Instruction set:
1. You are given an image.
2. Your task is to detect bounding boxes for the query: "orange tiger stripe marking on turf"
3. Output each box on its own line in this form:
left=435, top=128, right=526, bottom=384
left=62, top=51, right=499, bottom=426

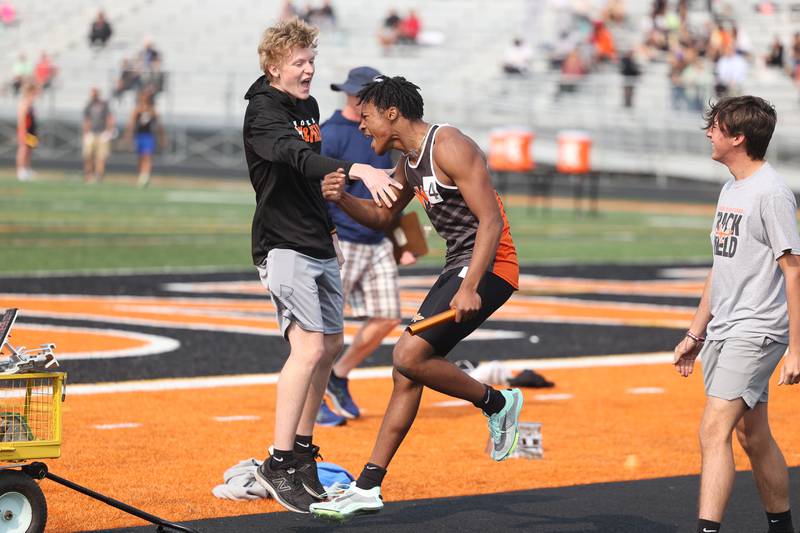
left=39, top=362, right=800, bottom=532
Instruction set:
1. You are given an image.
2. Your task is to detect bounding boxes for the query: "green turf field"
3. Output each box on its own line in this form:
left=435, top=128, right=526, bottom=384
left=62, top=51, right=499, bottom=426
left=0, top=174, right=715, bottom=274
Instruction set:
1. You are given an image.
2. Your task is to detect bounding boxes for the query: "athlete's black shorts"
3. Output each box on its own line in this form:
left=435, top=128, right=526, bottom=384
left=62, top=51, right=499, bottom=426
left=408, top=268, right=515, bottom=356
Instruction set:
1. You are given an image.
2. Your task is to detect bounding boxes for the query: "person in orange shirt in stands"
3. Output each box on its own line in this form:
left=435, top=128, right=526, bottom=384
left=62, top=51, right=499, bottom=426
left=33, top=52, right=57, bottom=90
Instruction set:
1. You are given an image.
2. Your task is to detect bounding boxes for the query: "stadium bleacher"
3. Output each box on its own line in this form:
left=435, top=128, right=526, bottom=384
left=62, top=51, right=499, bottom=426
left=0, top=0, right=798, bottom=185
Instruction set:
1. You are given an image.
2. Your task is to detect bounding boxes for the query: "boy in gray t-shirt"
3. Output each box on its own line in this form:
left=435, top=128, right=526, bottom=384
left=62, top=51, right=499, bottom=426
left=673, top=96, right=800, bottom=533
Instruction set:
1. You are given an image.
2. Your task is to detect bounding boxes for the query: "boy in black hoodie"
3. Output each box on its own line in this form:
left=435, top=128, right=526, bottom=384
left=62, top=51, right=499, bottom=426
left=242, top=18, right=401, bottom=514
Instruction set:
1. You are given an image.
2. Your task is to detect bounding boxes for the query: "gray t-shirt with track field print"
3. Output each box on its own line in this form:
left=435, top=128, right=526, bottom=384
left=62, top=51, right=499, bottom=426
left=707, top=162, right=800, bottom=343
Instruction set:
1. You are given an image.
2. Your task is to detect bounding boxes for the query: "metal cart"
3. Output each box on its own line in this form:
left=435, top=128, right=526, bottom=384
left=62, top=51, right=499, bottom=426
left=0, top=308, right=199, bottom=533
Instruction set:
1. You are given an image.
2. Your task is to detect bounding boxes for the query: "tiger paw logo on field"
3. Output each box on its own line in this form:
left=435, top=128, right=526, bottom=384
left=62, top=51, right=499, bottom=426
left=713, top=207, right=742, bottom=258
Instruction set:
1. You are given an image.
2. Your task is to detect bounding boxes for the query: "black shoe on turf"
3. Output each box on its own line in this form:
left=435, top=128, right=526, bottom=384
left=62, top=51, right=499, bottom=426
left=255, top=457, right=315, bottom=513
left=295, top=444, right=325, bottom=499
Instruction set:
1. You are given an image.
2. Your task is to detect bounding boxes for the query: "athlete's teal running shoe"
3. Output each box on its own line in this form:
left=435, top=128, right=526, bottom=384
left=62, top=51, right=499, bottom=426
left=309, top=484, right=383, bottom=522
left=487, top=388, right=524, bottom=461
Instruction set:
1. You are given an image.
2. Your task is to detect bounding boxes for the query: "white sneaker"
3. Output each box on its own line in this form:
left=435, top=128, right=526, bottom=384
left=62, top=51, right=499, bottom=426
left=309, top=484, right=383, bottom=522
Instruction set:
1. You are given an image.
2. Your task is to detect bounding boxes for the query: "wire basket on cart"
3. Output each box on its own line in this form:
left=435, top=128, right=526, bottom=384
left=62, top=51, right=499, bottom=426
left=0, top=372, right=64, bottom=463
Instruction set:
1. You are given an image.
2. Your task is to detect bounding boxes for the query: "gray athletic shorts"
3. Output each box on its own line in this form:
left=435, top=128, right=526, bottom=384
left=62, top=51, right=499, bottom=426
left=257, top=248, right=344, bottom=339
left=701, top=336, right=787, bottom=408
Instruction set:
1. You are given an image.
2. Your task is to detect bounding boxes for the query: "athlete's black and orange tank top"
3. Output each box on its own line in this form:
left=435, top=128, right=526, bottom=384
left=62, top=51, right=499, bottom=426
left=404, top=124, right=519, bottom=289
left=25, top=107, right=36, bottom=136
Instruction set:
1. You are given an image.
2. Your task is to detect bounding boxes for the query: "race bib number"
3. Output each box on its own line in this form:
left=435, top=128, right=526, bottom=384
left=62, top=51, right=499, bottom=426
left=422, top=175, right=444, bottom=205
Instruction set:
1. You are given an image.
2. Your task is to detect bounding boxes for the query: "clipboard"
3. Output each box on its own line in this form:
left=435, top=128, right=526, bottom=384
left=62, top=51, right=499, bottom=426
left=389, top=211, right=428, bottom=264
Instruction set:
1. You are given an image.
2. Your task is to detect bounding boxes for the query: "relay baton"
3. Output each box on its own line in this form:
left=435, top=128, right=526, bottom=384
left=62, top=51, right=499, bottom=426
left=408, top=309, right=457, bottom=336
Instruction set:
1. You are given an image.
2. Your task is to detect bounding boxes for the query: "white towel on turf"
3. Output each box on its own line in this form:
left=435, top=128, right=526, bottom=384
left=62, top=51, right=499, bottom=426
left=212, top=458, right=269, bottom=501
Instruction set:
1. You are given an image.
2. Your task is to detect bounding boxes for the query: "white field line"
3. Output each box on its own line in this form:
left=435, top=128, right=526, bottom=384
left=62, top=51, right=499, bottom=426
left=627, top=387, right=665, bottom=395
left=93, top=423, right=142, bottom=430
left=66, top=352, right=673, bottom=396
left=15, top=323, right=180, bottom=359
left=213, top=415, right=261, bottom=422
left=533, top=393, right=574, bottom=401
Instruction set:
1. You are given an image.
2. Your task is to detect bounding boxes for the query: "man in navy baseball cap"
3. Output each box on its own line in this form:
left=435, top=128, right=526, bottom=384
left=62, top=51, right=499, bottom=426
left=316, top=64, right=405, bottom=427
left=330, top=66, right=381, bottom=95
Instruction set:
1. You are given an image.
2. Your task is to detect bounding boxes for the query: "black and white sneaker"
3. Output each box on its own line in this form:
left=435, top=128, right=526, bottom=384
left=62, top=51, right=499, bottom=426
left=255, top=457, right=315, bottom=513
left=295, top=444, right=326, bottom=499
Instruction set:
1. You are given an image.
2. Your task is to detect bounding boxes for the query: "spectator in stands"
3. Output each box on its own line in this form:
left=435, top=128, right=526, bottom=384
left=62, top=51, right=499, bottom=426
left=706, top=22, right=733, bottom=63
left=555, top=48, right=586, bottom=99
left=397, top=10, right=420, bottom=45
left=89, top=11, right=113, bottom=49
left=33, top=52, right=56, bottom=91
left=279, top=0, right=299, bottom=22
left=502, top=38, right=533, bottom=76
left=603, top=0, right=626, bottom=25
left=10, top=53, right=32, bottom=95
left=138, top=58, right=166, bottom=102
left=765, top=35, right=785, bottom=69
left=792, top=32, right=800, bottom=75
left=113, top=58, right=141, bottom=102
left=731, top=25, right=752, bottom=58
left=590, top=20, right=616, bottom=63
left=125, top=90, right=165, bottom=188
left=681, top=48, right=712, bottom=112
left=668, top=48, right=689, bottom=110
left=378, top=9, right=401, bottom=54
left=16, top=83, right=38, bottom=182
left=82, top=88, right=114, bottom=183
left=317, top=0, right=336, bottom=29
left=300, top=2, right=316, bottom=23
left=715, top=44, right=748, bottom=98
left=619, top=50, right=641, bottom=108
left=0, top=1, right=15, bottom=26
left=756, top=1, right=776, bottom=15
left=139, top=38, right=161, bottom=70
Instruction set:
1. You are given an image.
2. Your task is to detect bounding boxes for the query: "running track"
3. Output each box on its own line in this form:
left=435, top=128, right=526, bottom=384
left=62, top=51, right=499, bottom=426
left=2, top=264, right=798, bottom=532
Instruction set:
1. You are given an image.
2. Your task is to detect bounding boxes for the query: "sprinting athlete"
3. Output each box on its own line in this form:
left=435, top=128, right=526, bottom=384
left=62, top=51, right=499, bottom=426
left=310, top=76, right=522, bottom=521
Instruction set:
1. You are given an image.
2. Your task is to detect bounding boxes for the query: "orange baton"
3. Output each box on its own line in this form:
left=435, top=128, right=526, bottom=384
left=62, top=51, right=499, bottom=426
left=408, top=309, right=457, bottom=336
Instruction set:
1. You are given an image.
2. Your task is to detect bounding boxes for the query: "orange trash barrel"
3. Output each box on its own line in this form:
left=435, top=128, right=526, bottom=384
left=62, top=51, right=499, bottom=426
left=488, top=128, right=535, bottom=172
left=556, top=131, right=592, bottom=174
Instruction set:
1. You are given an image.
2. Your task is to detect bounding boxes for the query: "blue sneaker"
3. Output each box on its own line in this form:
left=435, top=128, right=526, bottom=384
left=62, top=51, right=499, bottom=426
left=326, top=373, right=360, bottom=419
left=486, top=388, right=524, bottom=461
left=317, top=401, right=347, bottom=427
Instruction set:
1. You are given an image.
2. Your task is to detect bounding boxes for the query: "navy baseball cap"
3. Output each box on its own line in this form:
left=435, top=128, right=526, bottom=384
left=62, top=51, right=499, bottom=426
left=330, top=66, right=381, bottom=95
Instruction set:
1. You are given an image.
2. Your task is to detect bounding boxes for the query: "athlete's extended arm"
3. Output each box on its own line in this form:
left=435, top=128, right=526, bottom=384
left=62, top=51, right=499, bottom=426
left=674, top=269, right=713, bottom=377
left=435, top=128, right=504, bottom=323
left=778, top=253, right=800, bottom=385
left=321, top=160, right=413, bottom=230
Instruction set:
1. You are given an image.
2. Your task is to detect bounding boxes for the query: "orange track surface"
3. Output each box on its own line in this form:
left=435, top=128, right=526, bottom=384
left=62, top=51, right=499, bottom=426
left=41, top=363, right=800, bottom=532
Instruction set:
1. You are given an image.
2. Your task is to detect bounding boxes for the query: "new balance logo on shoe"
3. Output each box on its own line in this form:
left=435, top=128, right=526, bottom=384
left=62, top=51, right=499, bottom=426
left=274, top=476, right=292, bottom=492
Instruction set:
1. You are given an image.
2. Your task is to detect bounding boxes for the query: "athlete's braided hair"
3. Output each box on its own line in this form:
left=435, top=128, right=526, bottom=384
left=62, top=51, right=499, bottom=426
left=357, top=76, right=424, bottom=120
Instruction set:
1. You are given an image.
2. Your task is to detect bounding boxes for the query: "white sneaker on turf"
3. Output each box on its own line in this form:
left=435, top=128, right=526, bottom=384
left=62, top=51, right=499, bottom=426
left=309, top=484, right=383, bottom=522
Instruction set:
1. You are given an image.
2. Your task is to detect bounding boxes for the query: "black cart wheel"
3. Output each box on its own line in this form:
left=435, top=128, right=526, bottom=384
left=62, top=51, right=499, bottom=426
left=0, top=470, right=46, bottom=533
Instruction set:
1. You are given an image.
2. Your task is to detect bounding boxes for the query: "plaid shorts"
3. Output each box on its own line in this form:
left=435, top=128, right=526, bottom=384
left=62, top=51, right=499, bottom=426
left=340, top=238, right=401, bottom=319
